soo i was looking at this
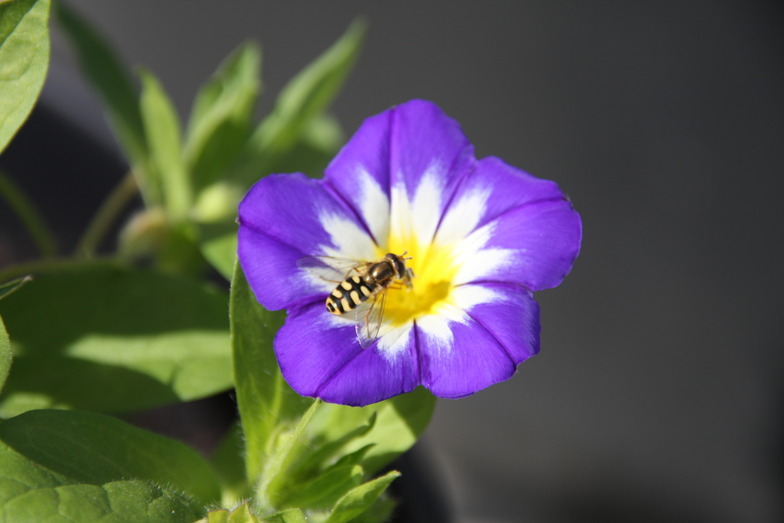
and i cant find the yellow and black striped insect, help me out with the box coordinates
[304,253,414,348]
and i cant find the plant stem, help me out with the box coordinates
[74,171,138,258]
[0,170,57,258]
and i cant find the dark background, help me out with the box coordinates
[3,1,783,521]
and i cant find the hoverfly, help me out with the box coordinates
[299,252,414,348]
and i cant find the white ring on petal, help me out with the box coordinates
[356,168,390,244]
[433,186,491,247]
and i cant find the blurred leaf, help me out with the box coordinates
[0,436,200,522]
[0,275,30,301]
[263,508,307,523]
[0,262,231,416]
[312,387,436,473]
[55,1,152,195]
[0,316,10,394]
[234,19,364,184]
[0,0,50,154]
[140,70,191,220]
[210,425,251,506]
[0,171,56,257]
[198,114,342,281]
[324,470,400,523]
[229,263,310,483]
[199,503,263,523]
[186,42,261,191]
[199,215,238,281]
[0,409,221,505]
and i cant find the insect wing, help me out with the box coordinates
[355,288,386,349]
[297,255,371,282]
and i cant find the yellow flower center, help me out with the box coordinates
[377,234,460,328]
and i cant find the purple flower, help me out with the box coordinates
[238,100,581,406]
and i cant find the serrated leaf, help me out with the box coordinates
[55,2,148,173]
[140,70,191,220]
[312,387,436,474]
[0,316,10,394]
[0,409,221,505]
[234,20,364,184]
[0,0,50,154]
[324,470,400,523]
[0,262,231,415]
[230,263,310,483]
[186,42,260,191]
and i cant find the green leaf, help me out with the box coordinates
[186,42,260,191]
[0,0,50,154]
[0,437,200,522]
[263,508,306,523]
[234,19,364,184]
[198,114,342,281]
[210,425,251,506]
[55,1,148,174]
[284,445,371,510]
[324,470,400,523]
[256,400,321,509]
[199,503,263,523]
[140,70,191,220]
[230,262,310,483]
[0,409,221,505]
[199,218,238,281]
[0,315,10,395]
[312,387,436,474]
[0,262,231,416]
[3,480,200,522]
[0,170,56,257]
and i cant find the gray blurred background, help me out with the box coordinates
[5,1,784,521]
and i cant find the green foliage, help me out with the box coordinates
[0,262,232,416]
[197,21,362,280]
[0,409,221,505]
[323,471,400,523]
[231,265,433,520]
[0,0,50,154]
[0,316,10,394]
[0,437,201,521]
[186,42,261,192]
[0,5,436,521]
[55,1,149,186]
[238,19,365,182]
[230,263,311,483]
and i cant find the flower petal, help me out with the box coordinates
[433,156,568,247]
[451,197,581,291]
[275,302,420,406]
[238,173,376,310]
[325,100,475,245]
[414,282,539,398]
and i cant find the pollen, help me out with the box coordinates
[379,238,460,327]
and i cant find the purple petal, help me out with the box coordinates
[325,100,475,243]
[417,314,515,399]
[464,156,569,230]
[275,302,420,406]
[446,194,581,292]
[237,173,374,310]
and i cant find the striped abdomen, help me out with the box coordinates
[326,275,376,315]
